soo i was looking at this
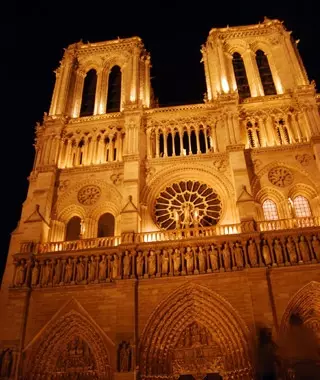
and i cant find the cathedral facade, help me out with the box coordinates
[0,18,320,379]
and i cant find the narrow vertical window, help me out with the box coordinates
[66,216,81,241]
[107,66,121,113]
[232,53,251,99]
[80,69,97,117]
[256,50,276,95]
[262,199,279,220]
[98,213,115,237]
[293,196,312,217]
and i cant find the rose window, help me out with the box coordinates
[77,185,101,205]
[155,181,222,230]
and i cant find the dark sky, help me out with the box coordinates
[1,0,319,280]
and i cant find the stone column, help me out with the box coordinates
[201,45,213,101]
[144,54,151,107]
[55,51,75,115]
[242,50,263,97]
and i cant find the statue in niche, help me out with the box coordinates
[136,251,144,277]
[15,259,26,286]
[41,260,52,286]
[298,236,310,262]
[198,246,206,272]
[0,349,12,377]
[53,259,62,285]
[123,251,131,277]
[209,245,219,271]
[31,261,40,286]
[88,255,96,282]
[173,248,181,274]
[119,342,131,372]
[98,255,107,281]
[248,239,258,267]
[312,235,320,261]
[111,254,119,279]
[286,237,298,263]
[148,250,156,276]
[274,239,284,264]
[64,258,73,283]
[233,242,244,268]
[76,257,85,282]
[185,247,194,274]
[161,250,169,275]
[222,243,231,270]
[261,240,272,266]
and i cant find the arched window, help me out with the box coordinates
[80,69,97,117]
[262,199,279,220]
[98,213,115,237]
[182,131,189,155]
[106,66,121,113]
[190,130,197,154]
[293,196,312,217]
[66,216,81,241]
[174,132,181,156]
[199,129,206,153]
[232,53,251,99]
[167,133,173,157]
[256,50,276,96]
[246,121,261,148]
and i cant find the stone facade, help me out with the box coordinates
[1,19,320,380]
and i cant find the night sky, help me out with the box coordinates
[2,0,319,281]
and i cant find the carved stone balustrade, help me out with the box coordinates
[12,230,320,289]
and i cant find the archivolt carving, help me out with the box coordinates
[139,283,252,377]
[88,201,121,220]
[287,183,318,201]
[58,204,86,223]
[26,311,112,379]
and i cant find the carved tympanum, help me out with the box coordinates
[77,185,101,205]
[268,167,294,187]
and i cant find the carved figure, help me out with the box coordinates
[185,247,194,274]
[76,257,85,282]
[41,260,52,286]
[312,235,320,261]
[15,259,26,286]
[98,255,107,281]
[262,240,272,266]
[136,251,144,277]
[64,258,73,283]
[148,251,156,276]
[119,343,131,372]
[298,236,310,262]
[161,250,169,275]
[112,254,119,279]
[31,261,40,286]
[209,245,219,271]
[53,259,62,284]
[0,349,12,377]
[222,243,231,269]
[286,237,298,263]
[173,248,181,273]
[248,239,258,266]
[233,242,244,268]
[88,256,96,282]
[198,246,206,272]
[123,251,131,277]
[274,239,284,264]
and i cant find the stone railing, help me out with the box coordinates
[11,229,320,289]
[257,216,320,231]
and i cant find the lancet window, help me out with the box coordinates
[232,53,251,99]
[293,196,312,217]
[275,118,290,145]
[106,66,121,113]
[256,50,277,96]
[80,69,97,117]
[262,199,279,220]
[246,120,261,148]
[98,213,115,238]
[66,216,82,241]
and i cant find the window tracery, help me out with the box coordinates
[262,199,279,220]
[293,196,312,217]
[246,120,261,148]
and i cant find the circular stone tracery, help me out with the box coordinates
[155,180,222,230]
[268,166,294,187]
[77,185,101,205]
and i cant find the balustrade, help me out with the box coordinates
[12,232,320,288]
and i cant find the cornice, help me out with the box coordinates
[146,151,228,165]
[68,112,123,125]
[249,142,311,155]
[59,162,124,176]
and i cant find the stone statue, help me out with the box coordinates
[274,239,284,264]
[88,256,96,282]
[185,247,194,274]
[233,242,244,268]
[53,259,62,285]
[286,237,298,264]
[76,257,85,282]
[111,254,119,279]
[198,246,206,272]
[0,349,12,377]
[182,203,192,228]
[222,243,231,270]
[64,258,73,283]
[119,343,131,372]
[209,245,219,271]
[148,251,156,276]
[123,251,131,277]
[298,236,310,262]
[173,248,181,274]
[136,251,144,277]
[248,239,258,267]
[15,259,26,286]
[31,261,40,286]
[98,255,107,281]
[41,260,52,286]
[161,250,169,275]
[261,240,272,266]
[311,235,320,261]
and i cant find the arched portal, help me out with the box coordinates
[98,212,115,238]
[139,283,253,380]
[66,216,81,241]
[25,311,112,379]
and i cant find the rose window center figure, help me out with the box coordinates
[155,180,222,230]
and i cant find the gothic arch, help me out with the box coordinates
[25,310,113,379]
[255,187,288,219]
[139,283,253,378]
[58,204,86,223]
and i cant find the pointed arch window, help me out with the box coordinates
[66,216,81,241]
[262,199,279,220]
[107,66,121,113]
[232,52,251,99]
[246,121,261,148]
[80,69,97,117]
[98,213,115,237]
[293,196,312,217]
[256,50,276,95]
